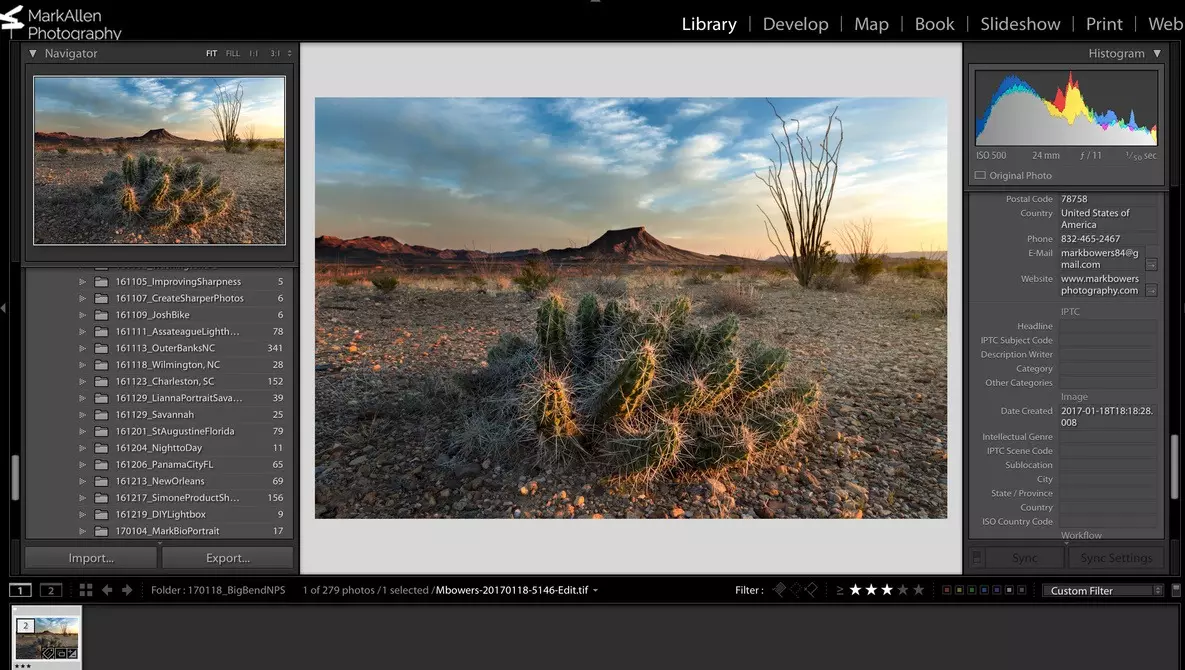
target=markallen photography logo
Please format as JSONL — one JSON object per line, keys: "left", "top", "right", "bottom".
{"left": 14, "top": 7, "right": 123, "bottom": 39}
{"left": 2, "top": 5, "right": 24, "bottom": 30}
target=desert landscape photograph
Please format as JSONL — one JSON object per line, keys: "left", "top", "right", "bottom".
{"left": 314, "top": 97, "right": 949, "bottom": 520}
{"left": 15, "top": 617, "right": 80, "bottom": 660}
{"left": 33, "top": 76, "right": 286, "bottom": 244}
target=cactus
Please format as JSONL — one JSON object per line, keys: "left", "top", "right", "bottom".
{"left": 121, "top": 155, "right": 137, "bottom": 184}
{"left": 749, "top": 409, "right": 800, "bottom": 446}
{"left": 656, "top": 296, "right": 692, "bottom": 329}
{"left": 119, "top": 186, "right": 139, "bottom": 213}
{"left": 692, "top": 419, "right": 755, "bottom": 467}
{"left": 705, "top": 314, "right": 739, "bottom": 354}
{"left": 595, "top": 342, "right": 657, "bottom": 423}
{"left": 531, "top": 372, "right": 580, "bottom": 440}
{"left": 136, "top": 154, "right": 152, "bottom": 184}
{"left": 467, "top": 293, "right": 821, "bottom": 483}
{"left": 574, "top": 294, "right": 602, "bottom": 365}
{"left": 613, "top": 417, "right": 684, "bottom": 479}
{"left": 164, "top": 201, "right": 182, "bottom": 226}
{"left": 671, "top": 326, "right": 708, "bottom": 363}
{"left": 737, "top": 343, "right": 791, "bottom": 399}
{"left": 700, "top": 355, "right": 741, "bottom": 410}
{"left": 103, "top": 153, "right": 233, "bottom": 227}
{"left": 147, "top": 173, "right": 171, "bottom": 209}
{"left": 602, "top": 299, "right": 622, "bottom": 329}
{"left": 536, "top": 294, "right": 567, "bottom": 366}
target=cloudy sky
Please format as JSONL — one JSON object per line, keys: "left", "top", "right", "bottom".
{"left": 34, "top": 77, "right": 285, "bottom": 141}
{"left": 316, "top": 97, "right": 947, "bottom": 255}
{"left": 33, "top": 618, "right": 79, "bottom": 635}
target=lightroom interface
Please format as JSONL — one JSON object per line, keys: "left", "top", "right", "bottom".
{"left": 2, "top": 7, "right": 1181, "bottom": 669}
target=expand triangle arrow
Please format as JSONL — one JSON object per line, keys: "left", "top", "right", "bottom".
{"left": 79, "top": 461, "right": 86, "bottom": 468}
{"left": 79, "top": 428, "right": 87, "bottom": 435}
{"left": 79, "top": 478, "right": 87, "bottom": 485}
{"left": 30, "top": 50, "right": 36, "bottom": 57}
{"left": 1154, "top": 49, "right": 1161, "bottom": 57}
{"left": 79, "top": 345, "right": 87, "bottom": 352}
{"left": 80, "top": 511, "right": 87, "bottom": 518}
{"left": 79, "top": 295, "right": 86, "bottom": 302}
{"left": 79, "top": 445, "right": 87, "bottom": 452}
{"left": 79, "top": 328, "right": 86, "bottom": 336}
{"left": 79, "top": 494, "right": 87, "bottom": 502}
{"left": 79, "top": 277, "right": 86, "bottom": 285}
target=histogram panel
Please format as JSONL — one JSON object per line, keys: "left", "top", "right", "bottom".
{"left": 975, "top": 70, "right": 1158, "bottom": 147}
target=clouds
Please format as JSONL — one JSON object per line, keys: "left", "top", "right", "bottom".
{"left": 34, "top": 76, "right": 285, "bottom": 141}
{"left": 316, "top": 97, "right": 949, "bottom": 253}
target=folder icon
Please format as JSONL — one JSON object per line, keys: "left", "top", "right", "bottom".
{"left": 94, "top": 509, "right": 108, "bottom": 520}
{"left": 94, "top": 310, "right": 108, "bottom": 321}
{"left": 94, "top": 426, "right": 108, "bottom": 437}
{"left": 94, "top": 293, "right": 109, "bottom": 304}
{"left": 94, "top": 459, "right": 109, "bottom": 470}
{"left": 94, "top": 276, "right": 108, "bottom": 287}
{"left": 94, "top": 360, "right": 108, "bottom": 371}
{"left": 94, "top": 442, "right": 109, "bottom": 454}
{"left": 94, "top": 393, "right": 108, "bottom": 404}
{"left": 94, "top": 376, "right": 108, "bottom": 387}
{"left": 94, "top": 326, "right": 108, "bottom": 337}
{"left": 94, "top": 343, "right": 108, "bottom": 354}
{"left": 94, "top": 409, "right": 108, "bottom": 421}
{"left": 94, "top": 492, "right": 108, "bottom": 504}
{"left": 94, "top": 476, "right": 108, "bottom": 487}
{"left": 94, "top": 526, "right": 108, "bottom": 537}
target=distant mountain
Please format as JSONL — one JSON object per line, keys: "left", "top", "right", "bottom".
{"left": 316, "top": 227, "right": 765, "bottom": 265}
{"left": 35, "top": 128, "right": 199, "bottom": 145}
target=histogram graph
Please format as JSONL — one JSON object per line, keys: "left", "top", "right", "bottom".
{"left": 975, "top": 70, "right": 1158, "bottom": 147}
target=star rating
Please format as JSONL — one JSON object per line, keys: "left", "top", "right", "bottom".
{"left": 914, "top": 585, "right": 925, "bottom": 595}
{"left": 851, "top": 584, "right": 862, "bottom": 595}
{"left": 897, "top": 585, "right": 907, "bottom": 595}
{"left": 881, "top": 584, "right": 893, "bottom": 595}
{"left": 865, "top": 584, "right": 877, "bottom": 595}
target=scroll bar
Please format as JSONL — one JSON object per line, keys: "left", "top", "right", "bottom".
{"left": 1171, "top": 435, "right": 1178, "bottom": 500}
{"left": 10, "top": 455, "right": 18, "bottom": 501}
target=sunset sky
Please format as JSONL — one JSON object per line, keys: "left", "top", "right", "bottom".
{"left": 33, "top": 618, "right": 79, "bottom": 635}
{"left": 34, "top": 77, "right": 285, "bottom": 141}
{"left": 315, "top": 97, "right": 948, "bottom": 255}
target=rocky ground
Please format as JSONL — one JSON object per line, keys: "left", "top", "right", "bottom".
{"left": 33, "top": 145, "right": 285, "bottom": 245}
{"left": 314, "top": 270, "right": 948, "bottom": 519}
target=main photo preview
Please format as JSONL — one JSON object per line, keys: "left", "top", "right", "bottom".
{"left": 300, "top": 44, "right": 963, "bottom": 574}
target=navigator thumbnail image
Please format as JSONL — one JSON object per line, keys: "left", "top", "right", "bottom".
{"left": 32, "top": 75, "right": 287, "bottom": 246}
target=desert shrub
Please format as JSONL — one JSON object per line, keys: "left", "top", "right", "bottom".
{"left": 371, "top": 275, "right": 400, "bottom": 293}
{"left": 457, "top": 293, "right": 822, "bottom": 481}
{"left": 113, "top": 141, "right": 129, "bottom": 155}
{"left": 96, "top": 153, "right": 233, "bottom": 227}
{"left": 593, "top": 275, "right": 629, "bottom": 298}
{"left": 512, "top": 259, "right": 558, "bottom": 295}
{"left": 895, "top": 258, "right": 943, "bottom": 279}
{"left": 926, "top": 286, "right": 948, "bottom": 317}
{"left": 333, "top": 276, "right": 355, "bottom": 287}
{"left": 56, "top": 146, "right": 69, "bottom": 154}
{"left": 769, "top": 267, "right": 791, "bottom": 277}
{"left": 723, "top": 264, "right": 742, "bottom": 274}
{"left": 685, "top": 271, "right": 723, "bottom": 286}
{"left": 816, "top": 241, "right": 840, "bottom": 276}
{"left": 811, "top": 271, "right": 853, "bottom": 292}
{"left": 850, "top": 256, "right": 885, "bottom": 284}
{"left": 184, "top": 152, "right": 212, "bottom": 165}
{"left": 704, "top": 283, "right": 761, "bottom": 316}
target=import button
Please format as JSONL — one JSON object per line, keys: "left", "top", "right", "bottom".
{"left": 1070, "top": 547, "right": 1164, "bottom": 570}
{"left": 985, "top": 546, "right": 1065, "bottom": 569}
